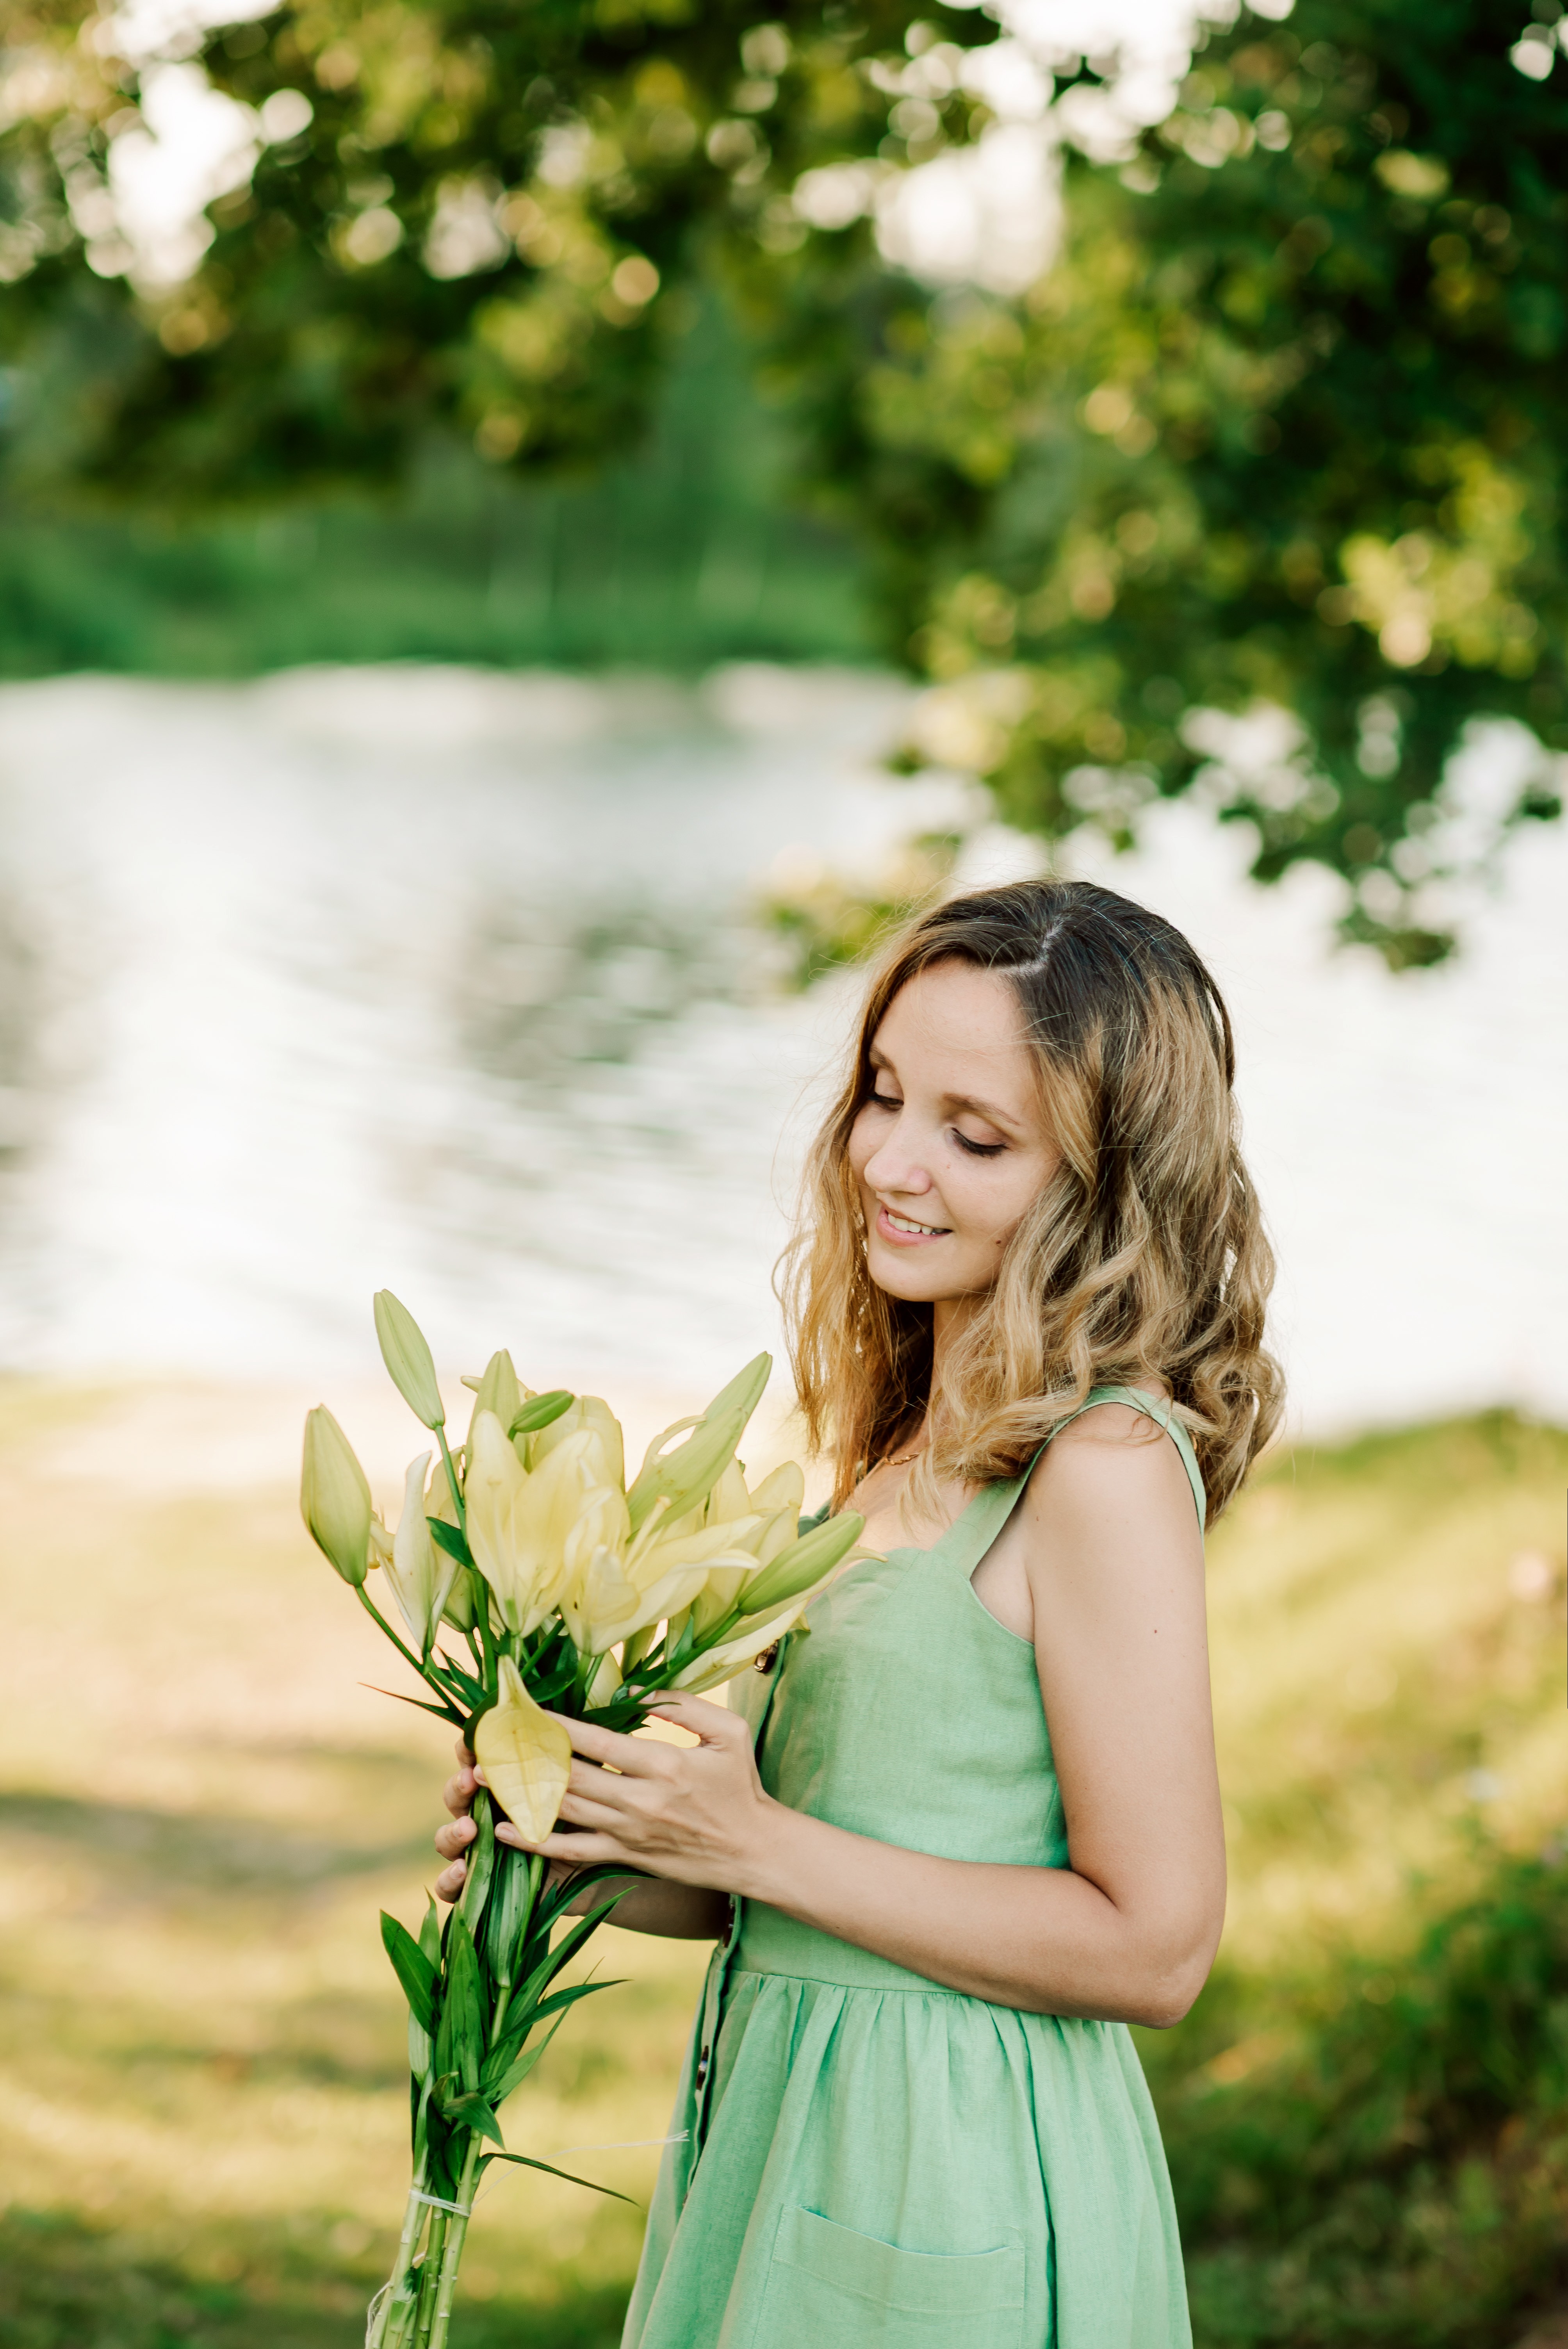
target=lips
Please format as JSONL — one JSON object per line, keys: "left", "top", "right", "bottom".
{"left": 877, "top": 1204, "right": 950, "bottom": 1243}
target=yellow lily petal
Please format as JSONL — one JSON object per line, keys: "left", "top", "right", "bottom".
{"left": 747, "top": 1461, "right": 805, "bottom": 1518}
{"left": 475, "top": 1659, "right": 572, "bottom": 1845}
{"left": 467, "top": 1412, "right": 602, "bottom": 1634}
{"left": 531, "top": 1394, "right": 625, "bottom": 1489}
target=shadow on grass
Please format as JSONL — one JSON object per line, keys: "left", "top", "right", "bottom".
{"left": 0, "top": 1792, "right": 429, "bottom": 1893}
{"left": 0, "top": 2208, "right": 630, "bottom": 2349}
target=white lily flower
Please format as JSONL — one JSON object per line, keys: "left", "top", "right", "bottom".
{"left": 377, "top": 1452, "right": 460, "bottom": 1655}
{"left": 465, "top": 1411, "right": 600, "bottom": 1636}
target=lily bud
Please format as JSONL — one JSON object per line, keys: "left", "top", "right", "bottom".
{"left": 373, "top": 1290, "right": 445, "bottom": 1430}
{"left": 668, "top": 1595, "right": 816, "bottom": 1695}
{"left": 741, "top": 1510, "right": 866, "bottom": 1615}
{"left": 625, "top": 1403, "right": 748, "bottom": 1535}
{"left": 463, "top": 1349, "right": 523, "bottom": 1437}
{"left": 301, "top": 1406, "right": 373, "bottom": 1586}
{"left": 624, "top": 1353, "right": 769, "bottom": 1533}
{"left": 474, "top": 1658, "right": 572, "bottom": 1845}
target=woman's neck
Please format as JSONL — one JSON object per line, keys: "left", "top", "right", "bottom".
{"left": 930, "top": 1290, "right": 982, "bottom": 1387}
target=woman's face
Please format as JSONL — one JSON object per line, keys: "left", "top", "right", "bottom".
{"left": 847, "top": 959, "right": 1061, "bottom": 1311}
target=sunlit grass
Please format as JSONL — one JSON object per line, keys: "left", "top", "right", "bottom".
{"left": 0, "top": 1383, "right": 1562, "bottom": 2344}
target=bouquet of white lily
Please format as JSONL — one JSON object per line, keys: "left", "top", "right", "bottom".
{"left": 300, "top": 1294, "right": 864, "bottom": 2348}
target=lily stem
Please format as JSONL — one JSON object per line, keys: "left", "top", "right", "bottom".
{"left": 367, "top": 2174, "right": 430, "bottom": 2347}
{"left": 411, "top": 2208, "right": 448, "bottom": 2347}
{"left": 437, "top": 1428, "right": 466, "bottom": 1527}
{"left": 423, "top": 2136, "right": 484, "bottom": 2349}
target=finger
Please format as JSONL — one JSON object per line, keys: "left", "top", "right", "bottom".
{"left": 645, "top": 1693, "right": 747, "bottom": 1745}
{"left": 567, "top": 1757, "right": 641, "bottom": 1802}
{"left": 558, "top": 1788, "right": 643, "bottom": 1832}
{"left": 442, "top": 1767, "right": 477, "bottom": 1818}
{"left": 435, "top": 1857, "right": 467, "bottom": 1902}
{"left": 552, "top": 1711, "right": 670, "bottom": 1777}
{"left": 508, "top": 1827, "right": 637, "bottom": 1868}
{"left": 453, "top": 1737, "right": 475, "bottom": 1767}
{"left": 434, "top": 1817, "right": 476, "bottom": 1860}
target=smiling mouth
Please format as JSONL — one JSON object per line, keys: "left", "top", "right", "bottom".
{"left": 881, "top": 1207, "right": 951, "bottom": 1238}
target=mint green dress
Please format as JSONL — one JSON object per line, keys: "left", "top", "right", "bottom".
{"left": 622, "top": 1388, "right": 1205, "bottom": 2349}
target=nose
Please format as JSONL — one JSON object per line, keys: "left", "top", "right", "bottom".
{"left": 861, "top": 1114, "right": 936, "bottom": 1200}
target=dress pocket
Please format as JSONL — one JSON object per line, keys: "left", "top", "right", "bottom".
{"left": 755, "top": 2204, "right": 1027, "bottom": 2349}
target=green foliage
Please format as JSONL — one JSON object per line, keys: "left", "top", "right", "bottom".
{"left": 1153, "top": 1848, "right": 1568, "bottom": 2346}
{"left": 850, "top": 0, "right": 1568, "bottom": 962}
{"left": 0, "top": 0, "right": 986, "bottom": 499}
{"left": 0, "top": 301, "right": 871, "bottom": 676}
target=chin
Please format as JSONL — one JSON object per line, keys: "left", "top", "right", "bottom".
{"left": 864, "top": 1245, "right": 951, "bottom": 1304}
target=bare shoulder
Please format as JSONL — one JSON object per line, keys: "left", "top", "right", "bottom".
{"left": 1020, "top": 1403, "right": 1201, "bottom": 1562}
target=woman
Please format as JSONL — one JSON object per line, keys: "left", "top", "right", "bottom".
{"left": 435, "top": 877, "right": 1282, "bottom": 2348}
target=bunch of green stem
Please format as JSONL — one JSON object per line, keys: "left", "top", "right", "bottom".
{"left": 368, "top": 1800, "right": 631, "bottom": 2348}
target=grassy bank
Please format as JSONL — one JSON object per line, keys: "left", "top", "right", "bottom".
{"left": 0, "top": 303, "right": 871, "bottom": 682}
{"left": 0, "top": 1387, "right": 1562, "bottom": 2345}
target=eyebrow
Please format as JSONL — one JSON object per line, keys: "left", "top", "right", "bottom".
{"left": 868, "top": 1052, "right": 1022, "bottom": 1132}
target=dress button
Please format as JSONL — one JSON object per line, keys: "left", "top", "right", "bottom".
{"left": 695, "top": 2043, "right": 711, "bottom": 2087}
{"left": 753, "top": 1643, "right": 779, "bottom": 1674}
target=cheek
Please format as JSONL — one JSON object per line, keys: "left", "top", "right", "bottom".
{"left": 956, "top": 1156, "right": 1053, "bottom": 1250}
{"left": 845, "top": 1110, "right": 878, "bottom": 1187}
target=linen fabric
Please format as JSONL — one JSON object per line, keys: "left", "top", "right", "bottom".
{"left": 621, "top": 1387, "right": 1204, "bottom": 2349}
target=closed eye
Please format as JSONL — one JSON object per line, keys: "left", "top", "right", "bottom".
{"left": 952, "top": 1130, "right": 1005, "bottom": 1158}
{"left": 868, "top": 1090, "right": 902, "bottom": 1112}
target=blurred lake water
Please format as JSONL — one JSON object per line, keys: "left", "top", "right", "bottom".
{"left": 0, "top": 661, "right": 1562, "bottom": 1438}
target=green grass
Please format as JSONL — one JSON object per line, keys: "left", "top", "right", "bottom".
{"left": 0, "top": 1385, "right": 1562, "bottom": 2345}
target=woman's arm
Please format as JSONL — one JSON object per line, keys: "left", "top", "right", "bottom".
{"left": 505, "top": 1415, "right": 1225, "bottom": 2025}
{"left": 433, "top": 1745, "right": 730, "bottom": 1939}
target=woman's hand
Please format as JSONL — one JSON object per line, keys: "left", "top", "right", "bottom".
{"left": 499, "top": 1695, "right": 777, "bottom": 1894}
{"left": 431, "top": 1722, "right": 739, "bottom": 1938}
{"left": 432, "top": 1739, "right": 481, "bottom": 1905}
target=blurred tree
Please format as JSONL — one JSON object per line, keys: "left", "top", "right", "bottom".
{"left": 832, "top": 0, "right": 1568, "bottom": 964}
{"left": 0, "top": 0, "right": 991, "bottom": 498}
{"left": 2, "top": 0, "right": 1564, "bottom": 959}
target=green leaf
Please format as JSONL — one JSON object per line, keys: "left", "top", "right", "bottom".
{"left": 368, "top": 1684, "right": 465, "bottom": 1727}
{"left": 418, "top": 1894, "right": 441, "bottom": 1968}
{"left": 442, "top": 2092, "right": 506, "bottom": 2148}
{"left": 508, "top": 1390, "right": 575, "bottom": 1436}
{"left": 532, "top": 1975, "right": 625, "bottom": 2026}
{"left": 480, "top": 2149, "right": 638, "bottom": 2206}
{"left": 483, "top": 2007, "right": 567, "bottom": 2101}
{"left": 435, "top": 1914, "right": 486, "bottom": 2096}
{"left": 381, "top": 1912, "right": 437, "bottom": 2035}
{"left": 429, "top": 1517, "right": 474, "bottom": 1567}
{"left": 486, "top": 1846, "right": 543, "bottom": 1990}
{"left": 458, "top": 1788, "right": 497, "bottom": 1940}
{"left": 429, "top": 1654, "right": 487, "bottom": 1709}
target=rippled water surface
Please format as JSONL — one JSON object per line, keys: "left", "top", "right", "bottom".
{"left": 0, "top": 662, "right": 1563, "bottom": 1435}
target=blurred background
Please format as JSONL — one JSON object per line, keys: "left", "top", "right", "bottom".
{"left": 1, "top": 0, "right": 1566, "bottom": 2343}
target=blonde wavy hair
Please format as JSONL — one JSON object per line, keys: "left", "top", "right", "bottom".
{"left": 781, "top": 877, "right": 1283, "bottom": 1522}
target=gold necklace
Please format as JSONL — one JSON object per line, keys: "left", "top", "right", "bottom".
{"left": 880, "top": 1442, "right": 926, "bottom": 1470}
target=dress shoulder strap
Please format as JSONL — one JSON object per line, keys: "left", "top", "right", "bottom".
{"left": 944, "top": 1383, "right": 1206, "bottom": 1583}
